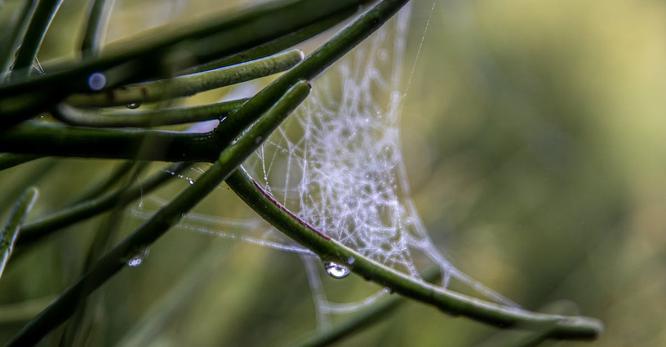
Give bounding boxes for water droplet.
[87,72,107,91]
[126,102,141,109]
[127,248,150,267]
[324,261,350,279]
[346,256,355,265]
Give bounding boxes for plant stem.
[66,50,303,108]
[294,267,441,347]
[0,153,40,171]
[0,0,38,77]
[183,10,350,74]
[0,122,220,162]
[225,169,603,340]
[11,0,63,76]
[0,0,362,125]
[54,98,246,128]
[80,0,114,57]
[7,81,310,347]
[214,0,409,145]
[0,187,38,278]
[16,162,190,249]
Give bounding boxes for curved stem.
[0,0,360,128]
[54,98,246,128]
[225,169,603,340]
[0,153,40,171]
[11,0,63,76]
[0,0,362,108]
[80,0,114,57]
[214,0,410,144]
[183,10,351,75]
[0,122,220,162]
[0,187,39,279]
[66,50,303,108]
[0,0,39,77]
[7,81,310,347]
[16,162,190,249]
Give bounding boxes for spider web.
[133,3,518,327]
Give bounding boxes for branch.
[225,169,603,340]
[0,0,363,125]
[0,0,38,76]
[53,98,246,128]
[7,81,311,347]
[66,50,303,108]
[0,153,40,171]
[0,122,220,162]
[214,0,410,145]
[79,0,113,57]
[11,0,63,76]
[0,187,39,278]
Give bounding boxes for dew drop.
[127,248,150,267]
[346,256,355,265]
[324,261,350,279]
[126,102,141,109]
[87,72,106,91]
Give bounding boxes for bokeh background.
[1,0,666,346]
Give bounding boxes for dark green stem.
[0,187,38,278]
[183,9,351,74]
[0,122,220,162]
[226,169,603,340]
[54,98,246,128]
[214,0,408,144]
[0,0,38,76]
[80,0,113,57]
[11,0,63,76]
[0,153,40,171]
[66,50,303,108]
[7,81,310,347]
[0,0,362,126]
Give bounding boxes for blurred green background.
[1,0,666,346]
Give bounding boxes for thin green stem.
[66,50,303,108]
[53,98,246,128]
[11,0,63,76]
[0,122,220,162]
[7,81,310,347]
[294,268,441,347]
[0,0,362,126]
[0,187,39,279]
[214,0,408,145]
[225,169,603,340]
[0,153,40,171]
[80,0,114,57]
[183,10,350,74]
[0,0,38,76]
[16,162,190,249]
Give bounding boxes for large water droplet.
[324,261,350,279]
[127,248,150,267]
[87,72,106,91]
[126,102,141,109]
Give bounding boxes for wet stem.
[0,0,602,346]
